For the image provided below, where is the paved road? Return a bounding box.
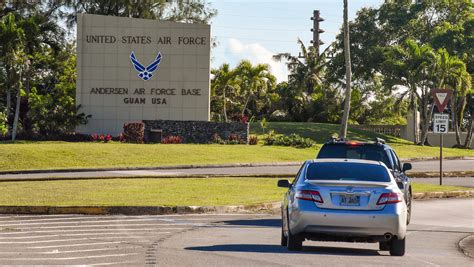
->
[0,198,472,266]
[1,159,473,180]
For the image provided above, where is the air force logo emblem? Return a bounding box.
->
[130,52,162,81]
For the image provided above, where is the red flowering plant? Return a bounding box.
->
[104,134,112,143]
[162,135,183,144]
[230,114,249,123]
[91,134,99,141]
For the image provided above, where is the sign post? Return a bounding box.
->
[431,89,453,186]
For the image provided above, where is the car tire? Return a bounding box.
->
[406,190,412,225]
[287,229,303,251]
[389,237,406,256]
[281,224,288,246]
[379,241,390,251]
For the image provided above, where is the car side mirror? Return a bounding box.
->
[397,181,404,189]
[277,180,291,188]
[402,163,412,172]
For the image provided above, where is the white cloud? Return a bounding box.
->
[227,38,288,83]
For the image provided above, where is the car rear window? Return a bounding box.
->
[317,144,392,168]
[306,162,391,182]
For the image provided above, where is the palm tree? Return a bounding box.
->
[211,64,237,122]
[0,13,25,140]
[234,60,276,117]
[273,39,328,121]
[381,39,436,144]
[421,49,471,146]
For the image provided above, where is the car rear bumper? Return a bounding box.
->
[289,200,407,240]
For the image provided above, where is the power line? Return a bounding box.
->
[213,25,339,34]
[214,35,301,43]
[213,25,307,32]
[217,13,308,20]
[217,13,342,24]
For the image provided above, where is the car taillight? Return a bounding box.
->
[296,190,323,203]
[377,192,402,205]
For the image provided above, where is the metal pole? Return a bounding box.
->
[440,133,443,186]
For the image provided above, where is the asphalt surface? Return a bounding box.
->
[0,198,472,266]
[1,159,473,180]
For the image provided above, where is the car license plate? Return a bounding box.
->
[340,195,360,206]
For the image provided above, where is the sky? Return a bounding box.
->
[209,0,384,82]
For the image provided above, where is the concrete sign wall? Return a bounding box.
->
[76,14,210,135]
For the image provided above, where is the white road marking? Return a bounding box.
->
[0,231,171,239]
[0,248,121,254]
[0,223,195,229]
[0,236,152,244]
[0,228,183,234]
[30,241,124,249]
[88,261,140,266]
[0,253,139,261]
[0,218,187,226]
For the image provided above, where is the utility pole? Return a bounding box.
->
[310,10,324,55]
[339,0,352,139]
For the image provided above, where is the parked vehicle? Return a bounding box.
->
[316,138,412,224]
[278,159,407,256]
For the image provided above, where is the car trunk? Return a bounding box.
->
[306,180,392,211]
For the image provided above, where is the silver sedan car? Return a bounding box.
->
[279,159,407,256]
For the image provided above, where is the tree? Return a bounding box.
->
[329,0,473,145]
[0,13,25,140]
[429,49,471,147]
[273,39,330,122]
[340,0,352,139]
[233,60,276,117]
[381,39,436,144]
[211,64,236,122]
[63,0,216,26]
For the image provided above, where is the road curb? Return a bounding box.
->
[0,202,282,216]
[459,235,474,258]
[1,156,472,175]
[0,191,471,215]
[412,190,473,200]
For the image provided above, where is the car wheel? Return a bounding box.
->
[287,229,303,251]
[406,190,412,225]
[280,223,288,246]
[389,237,406,256]
[379,241,390,251]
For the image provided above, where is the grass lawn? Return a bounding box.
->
[250,121,409,144]
[1,122,472,171]
[0,178,468,206]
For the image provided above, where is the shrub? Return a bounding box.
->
[104,134,112,143]
[162,135,183,144]
[249,135,258,145]
[264,132,315,148]
[211,133,225,144]
[118,133,125,143]
[263,130,276,145]
[211,133,247,145]
[123,122,144,143]
[227,133,246,144]
[91,133,113,143]
[0,112,7,138]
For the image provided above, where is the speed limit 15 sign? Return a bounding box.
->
[433,113,449,134]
